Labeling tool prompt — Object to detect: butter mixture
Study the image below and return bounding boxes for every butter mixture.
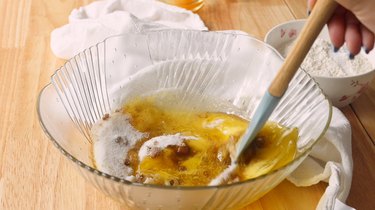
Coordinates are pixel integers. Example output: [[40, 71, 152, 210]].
[[91, 94, 298, 186]]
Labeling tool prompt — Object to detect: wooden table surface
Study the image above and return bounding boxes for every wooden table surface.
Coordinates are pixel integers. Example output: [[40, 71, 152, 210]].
[[0, 0, 374, 209]]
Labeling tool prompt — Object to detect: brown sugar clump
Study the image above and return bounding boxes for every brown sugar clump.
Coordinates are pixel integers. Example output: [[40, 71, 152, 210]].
[[102, 113, 110, 120]]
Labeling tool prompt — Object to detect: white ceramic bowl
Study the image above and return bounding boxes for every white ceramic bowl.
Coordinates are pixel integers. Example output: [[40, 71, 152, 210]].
[[265, 19, 375, 107]]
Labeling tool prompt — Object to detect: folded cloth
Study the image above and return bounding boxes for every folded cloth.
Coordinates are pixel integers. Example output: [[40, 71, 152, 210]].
[[288, 107, 354, 210], [50, 1, 354, 209], [50, 0, 207, 59]]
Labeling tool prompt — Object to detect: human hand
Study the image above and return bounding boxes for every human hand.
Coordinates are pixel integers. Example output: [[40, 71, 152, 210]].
[[308, 0, 375, 58]]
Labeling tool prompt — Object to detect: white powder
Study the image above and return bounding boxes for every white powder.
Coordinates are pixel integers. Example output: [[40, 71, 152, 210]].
[[91, 112, 147, 179], [204, 119, 224, 128], [138, 134, 198, 162], [209, 162, 238, 186], [92, 113, 199, 180], [281, 38, 373, 77]]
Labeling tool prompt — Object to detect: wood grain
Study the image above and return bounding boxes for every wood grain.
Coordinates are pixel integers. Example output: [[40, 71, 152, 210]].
[[198, 0, 295, 39], [283, 0, 308, 19], [340, 107, 375, 210], [0, 0, 374, 210], [351, 82, 375, 145]]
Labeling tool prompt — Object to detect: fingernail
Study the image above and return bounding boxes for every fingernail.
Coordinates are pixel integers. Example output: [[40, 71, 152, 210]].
[[365, 48, 370, 54], [307, 10, 311, 16], [349, 53, 355, 59], [333, 47, 339, 53]]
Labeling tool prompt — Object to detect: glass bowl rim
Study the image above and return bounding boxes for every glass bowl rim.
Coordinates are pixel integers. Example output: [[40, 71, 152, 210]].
[[37, 29, 333, 190]]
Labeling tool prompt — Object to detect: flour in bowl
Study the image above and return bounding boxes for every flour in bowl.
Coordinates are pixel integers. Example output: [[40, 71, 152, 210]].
[[281, 38, 373, 77], [91, 112, 147, 181], [91, 93, 298, 186]]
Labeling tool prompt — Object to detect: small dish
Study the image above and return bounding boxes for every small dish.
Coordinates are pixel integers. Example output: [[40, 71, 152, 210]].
[[265, 19, 375, 107]]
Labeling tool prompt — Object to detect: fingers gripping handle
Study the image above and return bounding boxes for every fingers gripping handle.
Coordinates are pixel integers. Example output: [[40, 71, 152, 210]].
[[268, 0, 338, 97]]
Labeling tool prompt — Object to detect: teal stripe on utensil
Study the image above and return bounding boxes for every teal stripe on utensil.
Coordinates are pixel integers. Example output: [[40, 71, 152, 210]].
[[235, 91, 281, 161]]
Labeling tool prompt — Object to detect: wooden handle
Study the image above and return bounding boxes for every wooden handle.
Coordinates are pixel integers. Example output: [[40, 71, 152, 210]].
[[268, 0, 338, 97]]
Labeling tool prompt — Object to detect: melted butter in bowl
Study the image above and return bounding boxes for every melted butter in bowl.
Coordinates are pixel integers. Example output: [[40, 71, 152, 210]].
[[91, 92, 298, 186]]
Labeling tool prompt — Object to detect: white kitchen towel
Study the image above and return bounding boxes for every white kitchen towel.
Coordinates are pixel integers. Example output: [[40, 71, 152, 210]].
[[287, 107, 354, 210], [50, 1, 354, 209], [50, 0, 207, 59]]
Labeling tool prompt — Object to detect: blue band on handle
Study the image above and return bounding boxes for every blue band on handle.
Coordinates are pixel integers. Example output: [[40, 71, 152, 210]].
[[235, 91, 281, 161]]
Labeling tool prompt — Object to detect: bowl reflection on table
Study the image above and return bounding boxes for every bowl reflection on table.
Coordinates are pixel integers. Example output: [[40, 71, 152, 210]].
[[38, 30, 331, 210], [264, 19, 375, 107]]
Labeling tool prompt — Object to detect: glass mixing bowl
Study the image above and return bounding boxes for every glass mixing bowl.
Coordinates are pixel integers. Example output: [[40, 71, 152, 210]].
[[38, 30, 332, 210]]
